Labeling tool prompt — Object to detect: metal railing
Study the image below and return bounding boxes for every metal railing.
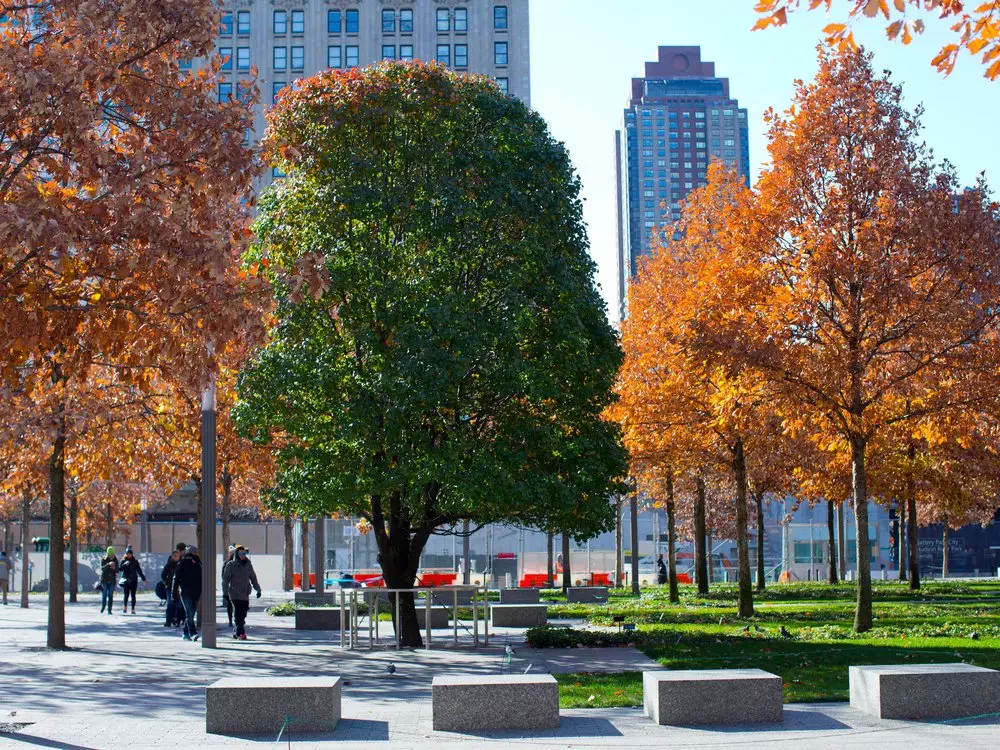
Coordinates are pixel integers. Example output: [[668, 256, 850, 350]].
[[334, 585, 489, 650]]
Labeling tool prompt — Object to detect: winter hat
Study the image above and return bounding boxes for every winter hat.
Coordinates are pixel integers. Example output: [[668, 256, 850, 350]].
[[175, 542, 187, 552], [125, 545, 133, 554], [228, 544, 237, 552], [106, 546, 115, 556]]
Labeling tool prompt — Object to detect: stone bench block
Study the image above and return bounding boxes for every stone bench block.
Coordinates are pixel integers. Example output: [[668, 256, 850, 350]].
[[294, 591, 336, 605], [566, 586, 608, 604], [427, 588, 477, 606], [295, 607, 343, 631], [414, 605, 451, 629], [643, 669, 783, 726], [432, 674, 559, 732], [500, 588, 540, 604], [490, 604, 547, 627], [206, 677, 342, 735], [849, 663, 1000, 720]]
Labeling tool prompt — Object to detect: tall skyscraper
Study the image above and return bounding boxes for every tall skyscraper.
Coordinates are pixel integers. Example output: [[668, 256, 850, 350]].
[[201, 1, 529, 185], [615, 46, 750, 320]]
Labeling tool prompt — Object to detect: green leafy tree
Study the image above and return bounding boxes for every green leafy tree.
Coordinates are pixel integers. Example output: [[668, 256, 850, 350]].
[[235, 63, 626, 646]]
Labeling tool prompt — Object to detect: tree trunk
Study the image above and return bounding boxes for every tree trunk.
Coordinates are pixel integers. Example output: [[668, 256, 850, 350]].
[[665, 473, 679, 604], [838, 503, 847, 580], [850, 432, 873, 632], [629, 493, 640, 596], [462, 519, 470, 584], [907, 496, 920, 590], [898, 504, 907, 580], [48, 404, 67, 649], [301, 518, 310, 590], [706, 527, 714, 585], [546, 530, 554, 588], [561, 532, 572, 592], [731, 436, 754, 617], [282, 515, 294, 591], [754, 491, 766, 592], [220, 468, 232, 560], [614, 499, 623, 588], [693, 475, 708, 595], [941, 522, 949, 578], [21, 493, 30, 608], [104, 503, 113, 548], [827, 500, 838, 584], [69, 485, 78, 603]]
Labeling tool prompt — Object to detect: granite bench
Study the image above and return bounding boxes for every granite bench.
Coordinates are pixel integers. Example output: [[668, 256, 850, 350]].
[[490, 603, 547, 627], [428, 588, 476, 606], [432, 674, 559, 731], [643, 669, 783, 726], [566, 586, 608, 604], [500, 587, 540, 604], [295, 607, 343, 631], [849, 663, 1000, 720], [206, 677, 342, 734], [414, 604, 451, 629], [294, 591, 336, 605]]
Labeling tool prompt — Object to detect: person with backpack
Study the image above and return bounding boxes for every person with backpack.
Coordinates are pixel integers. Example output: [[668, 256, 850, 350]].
[[160, 543, 185, 627], [118, 546, 146, 614], [99, 547, 119, 614], [222, 545, 261, 640], [171, 545, 202, 641], [221, 544, 237, 630]]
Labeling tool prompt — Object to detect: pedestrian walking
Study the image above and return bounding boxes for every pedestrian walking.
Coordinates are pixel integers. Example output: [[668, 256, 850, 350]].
[[172, 545, 202, 641], [221, 544, 236, 630], [160, 543, 185, 628], [0, 550, 13, 605], [656, 554, 668, 586], [100, 547, 119, 614], [118, 546, 146, 614], [222, 545, 261, 640]]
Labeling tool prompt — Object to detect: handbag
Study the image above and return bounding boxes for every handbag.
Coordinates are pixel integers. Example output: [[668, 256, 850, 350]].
[[119, 576, 128, 588], [93, 581, 102, 592]]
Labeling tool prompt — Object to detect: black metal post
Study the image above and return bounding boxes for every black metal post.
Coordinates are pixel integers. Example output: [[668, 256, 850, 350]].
[[314, 518, 325, 594], [630, 494, 640, 595], [201, 384, 217, 648]]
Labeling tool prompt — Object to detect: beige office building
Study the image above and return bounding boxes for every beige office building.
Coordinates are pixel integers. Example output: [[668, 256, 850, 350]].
[[207, 0, 529, 158]]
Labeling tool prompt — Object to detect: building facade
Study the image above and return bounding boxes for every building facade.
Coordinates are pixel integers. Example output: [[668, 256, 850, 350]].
[[615, 46, 750, 319]]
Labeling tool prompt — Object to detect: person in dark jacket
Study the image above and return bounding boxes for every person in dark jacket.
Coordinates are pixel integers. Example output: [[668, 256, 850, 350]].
[[172, 546, 202, 641], [656, 554, 668, 585], [160, 543, 185, 627], [222, 545, 261, 640], [118, 546, 146, 614], [221, 544, 237, 630], [99, 547, 119, 615]]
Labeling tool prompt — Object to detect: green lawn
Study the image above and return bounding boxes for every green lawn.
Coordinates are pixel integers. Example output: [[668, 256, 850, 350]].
[[539, 581, 1000, 707]]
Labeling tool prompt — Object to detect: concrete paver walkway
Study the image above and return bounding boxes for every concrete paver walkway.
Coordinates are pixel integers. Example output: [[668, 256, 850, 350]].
[[1, 593, 997, 749]]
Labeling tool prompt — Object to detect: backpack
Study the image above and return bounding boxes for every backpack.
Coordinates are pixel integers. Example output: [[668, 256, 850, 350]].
[[155, 580, 167, 601]]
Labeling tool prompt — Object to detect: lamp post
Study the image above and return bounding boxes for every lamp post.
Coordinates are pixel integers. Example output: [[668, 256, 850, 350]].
[[200, 382, 217, 648], [314, 517, 325, 594]]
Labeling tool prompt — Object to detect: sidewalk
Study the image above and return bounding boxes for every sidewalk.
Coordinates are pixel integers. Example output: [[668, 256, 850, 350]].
[[1, 593, 998, 749]]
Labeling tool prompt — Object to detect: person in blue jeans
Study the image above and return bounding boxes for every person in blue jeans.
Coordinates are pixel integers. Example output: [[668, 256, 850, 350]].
[[171, 545, 202, 641], [99, 547, 119, 615]]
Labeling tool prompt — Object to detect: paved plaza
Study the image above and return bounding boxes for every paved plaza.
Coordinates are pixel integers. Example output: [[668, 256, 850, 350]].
[[1, 593, 997, 749]]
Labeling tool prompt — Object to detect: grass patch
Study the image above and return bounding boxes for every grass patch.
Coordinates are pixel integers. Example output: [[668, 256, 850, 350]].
[[555, 672, 643, 708]]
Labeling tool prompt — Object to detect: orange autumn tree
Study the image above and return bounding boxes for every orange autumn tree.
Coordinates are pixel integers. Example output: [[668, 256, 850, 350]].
[[0, 1, 259, 647], [754, 0, 1000, 79], [690, 47, 1000, 632]]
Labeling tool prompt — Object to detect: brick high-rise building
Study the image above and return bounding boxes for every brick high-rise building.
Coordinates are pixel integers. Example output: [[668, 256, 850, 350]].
[[615, 46, 749, 320], [199, 1, 529, 185]]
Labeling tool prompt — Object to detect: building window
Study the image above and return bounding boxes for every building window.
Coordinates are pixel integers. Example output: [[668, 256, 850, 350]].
[[236, 80, 252, 102], [382, 44, 395, 60], [291, 9, 304, 34], [454, 43, 468, 67], [273, 46, 287, 69], [454, 8, 468, 33], [400, 44, 414, 61], [436, 8, 449, 32], [346, 9, 359, 34], [272, 166, 284, 179], [496, 76, 508, 94], [327, 10, 341, 33], [220, 12, 233, 35], [179, 58, 192, 70], [218, 82, 232, 103], [273, 10, 287, 34], [400, 8, 413, 33], [237, 10, 250, 35], [236, 47, 250, 70], [494, 5, 508, 30], [219, 46, 233, 70], [291, 45, 304, 69], [494, 41, 507, 66], [346, 45, 359, 67], [436, 44, 450, 66], [382, 9, 395, 33], [328, 46, 341, 69]]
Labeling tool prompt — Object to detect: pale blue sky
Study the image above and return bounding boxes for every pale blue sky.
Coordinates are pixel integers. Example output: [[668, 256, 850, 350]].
[[529, 0, 1000, 323]]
